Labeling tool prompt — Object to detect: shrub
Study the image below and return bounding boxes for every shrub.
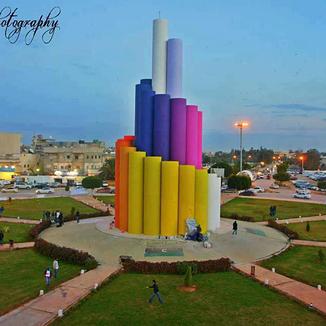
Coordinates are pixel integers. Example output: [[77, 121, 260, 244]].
[[267, 219, 298, 239], [70, 207, 76, 218], [29, 220, 51, 239], [228, 175, 251, 190], [229, 214, 254, 222], [273, 172, 290, 182], [82, 176, 103, 189], [65, 185, 70, 191], [318, 249, 325, 263], [176, 262, 198, 275], [317, 181, 326, 190], [306, 222, 310, 232], [34, 238, 98, 270], [184, 266, 192, 287], [64, 210, 109, 222]]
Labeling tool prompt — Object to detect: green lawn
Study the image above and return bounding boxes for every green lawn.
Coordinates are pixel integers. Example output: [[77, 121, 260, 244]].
[[261, 246, 326, 289], [54, 272, 325, 326], [0, 222, 33, 243], [94, 195, 115, 205], [287, 221, 326, 241], [221, 197, 326, 222], [0, 249, 81, 315], [0, 197, 99, 220]]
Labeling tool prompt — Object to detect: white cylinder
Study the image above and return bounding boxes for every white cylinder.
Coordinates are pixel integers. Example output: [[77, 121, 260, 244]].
[[318, 284, 322, 290], [58, 309, 63, 317], [39, 290, 44, 296], [208, 174, 220, 232], [152, 19, 168, 94]]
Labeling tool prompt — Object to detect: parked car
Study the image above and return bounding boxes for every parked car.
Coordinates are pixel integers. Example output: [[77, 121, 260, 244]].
[[252, 186, 265, 193], [35, 187, 54, 194], [96, 187, 115, 194], [307, 185, 319, 191], [1, 187, 18, 193], [293, 193, 311, 199], [34, 183, 50, 189], [239, 190, 256, 196], [270, 183, 279, 189], [14, 182, 32, 189], [296, 188, 311, 194]]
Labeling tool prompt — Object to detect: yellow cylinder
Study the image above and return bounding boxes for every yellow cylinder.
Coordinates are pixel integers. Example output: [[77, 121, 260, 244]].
[[178, 165, 195, 235], [195, 169, 208, 233], [161, 161, 179, 236], [128, 151, 146, 234], [143, 156, 162, 235]]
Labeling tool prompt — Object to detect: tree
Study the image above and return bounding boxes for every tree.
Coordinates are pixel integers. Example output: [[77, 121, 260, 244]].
[[82, 176, 103, 189], [184, 265, 193, 287], [98, 159, 115, 180], [228, 175, 251, 190], [209, 161, 233, 177], [306, 222, 310, 232], [318, 249, 325, 263], [318, 181, 326, 190], [277, 162, 289, 174], [274, 162, 290, 182], [305, 149, 321, 170]]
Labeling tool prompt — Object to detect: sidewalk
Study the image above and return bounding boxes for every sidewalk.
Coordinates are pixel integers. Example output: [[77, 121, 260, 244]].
[[0, 242, 34, 251], [72, 196, 109, 213], [0, 265, 120, 326], [0, 217, 40, 225], [256, 215, 326, 226], [234, 263, 326, 316], [292, 239, 326, 247]]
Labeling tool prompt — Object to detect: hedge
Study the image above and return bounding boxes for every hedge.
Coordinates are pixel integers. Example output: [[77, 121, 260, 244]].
[[64, 210, 109, 222], [228, 213, 254, 222], [122, 258, 231, 274], [267, 219, 298, 240], [29, 220, 51, 239], [34, 238, 98, 270]]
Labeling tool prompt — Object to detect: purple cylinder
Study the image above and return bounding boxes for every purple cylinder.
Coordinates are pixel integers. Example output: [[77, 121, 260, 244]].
[[197, 111, 203, 168], [166, 39, 183, 98], [186, 105, 198, 166], [170, 98, 187, 164], [153, 94, 171, 160]]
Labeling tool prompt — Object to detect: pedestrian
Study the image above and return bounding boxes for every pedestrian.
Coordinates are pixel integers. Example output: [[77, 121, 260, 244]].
[[76, 210, 80, 223], [147, 280, 164, 304], [232, 220, 238, 235], [0, 206, 4, 216], [0, 229, 4, 245], [44, 267, 52, 286], [53, 259, 59, 278]]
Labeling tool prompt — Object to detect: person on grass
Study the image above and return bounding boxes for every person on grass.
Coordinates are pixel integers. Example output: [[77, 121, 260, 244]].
[[44, 267, 52, 286], [0, 229, 3, 245], [53, 259, 59, 278], [147, 280, 164, 304]]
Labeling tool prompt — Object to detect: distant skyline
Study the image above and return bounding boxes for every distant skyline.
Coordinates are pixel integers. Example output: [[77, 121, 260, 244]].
[[2, 0, 326, 151]]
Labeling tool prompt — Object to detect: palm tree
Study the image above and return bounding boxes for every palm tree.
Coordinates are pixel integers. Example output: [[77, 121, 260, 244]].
[[99, 159, 115, 180]]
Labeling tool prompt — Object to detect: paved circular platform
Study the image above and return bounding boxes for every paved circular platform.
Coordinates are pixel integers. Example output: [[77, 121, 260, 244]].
[[40, 217, 289, 268]]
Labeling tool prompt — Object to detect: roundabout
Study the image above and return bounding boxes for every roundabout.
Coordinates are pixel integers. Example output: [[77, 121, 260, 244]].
[[40, 217, 289, 268]]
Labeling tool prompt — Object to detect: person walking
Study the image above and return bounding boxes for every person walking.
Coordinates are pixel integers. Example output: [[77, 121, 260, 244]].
[[76, 211, 80, 223], [53, 259, 59, 278], [232, 220, 238, 235], [147, 280, 164, 304], [0, 229, 4, 245], [44, 267, 52, 287]]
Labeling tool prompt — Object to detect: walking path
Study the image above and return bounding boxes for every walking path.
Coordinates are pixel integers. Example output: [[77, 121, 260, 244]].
[[72, 195, 109, 213], [0, 217, 40, 224], [256, 215, 326, 226], [234, 263, 326, 316], [292, 239, 326, 247], [0, 242, 34, 251], [0, 265, 120, 326]]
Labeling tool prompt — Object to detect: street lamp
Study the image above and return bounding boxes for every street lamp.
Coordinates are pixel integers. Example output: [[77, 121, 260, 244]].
[[299, 156, 304, 173], [234, 121, 249, 172]]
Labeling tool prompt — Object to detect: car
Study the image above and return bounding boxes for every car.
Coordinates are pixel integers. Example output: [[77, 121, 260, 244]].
[[14, 182, 32, 189], [307, 185, 319, 191], [1, 187, 18, 193], [296, 188, 311, 194], [270, 183, 279, 189], [239, 190, 256, 196], [96, 187, 115, 194], [293, 193, 311, 199], [35, 187, 54, 194], [252, 186, 265, 193]]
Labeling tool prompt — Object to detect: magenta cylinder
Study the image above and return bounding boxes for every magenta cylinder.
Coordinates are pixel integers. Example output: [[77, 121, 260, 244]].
[[170, 98, 187, 164], [186, 105, 198, 166], [197, 111, 203, 168]]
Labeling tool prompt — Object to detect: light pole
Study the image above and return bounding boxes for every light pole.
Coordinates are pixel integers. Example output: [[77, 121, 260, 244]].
[[234, 121, 249, 172], [299, 156, 304, 174]]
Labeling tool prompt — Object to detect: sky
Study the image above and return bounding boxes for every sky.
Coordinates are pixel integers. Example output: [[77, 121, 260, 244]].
[[1, 0, 326, 151]]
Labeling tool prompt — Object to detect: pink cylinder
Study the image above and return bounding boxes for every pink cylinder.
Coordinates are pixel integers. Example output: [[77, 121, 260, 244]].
[[186, 105, 198, 166], [197, 111, 203, 168]]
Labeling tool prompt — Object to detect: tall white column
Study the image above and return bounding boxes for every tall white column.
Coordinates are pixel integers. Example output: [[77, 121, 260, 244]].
[[216, 177, 221, 229], [208, 173, 220, 232], [152, 19, 168, 94]]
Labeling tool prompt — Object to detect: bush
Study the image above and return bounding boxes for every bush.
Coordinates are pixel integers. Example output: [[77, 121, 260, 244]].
[[34, 238, 98, 270], [65, 185, 70, 192], [273, 172, 290, 182], [82, 176, 103, 189], [229, 213, 254, 222], [267, 219, 298, 239], [29, 220, 51, 239], [227, 175, 251, 190], [317, 181, 326, 190], [122, 258, 231, 274], [176, 262, 198, 275], [70, 207, 76, 218], [184, 266, 192, 287], [64, 210, 109, 222], [306, 222, 310, 232], [318, 249, 325, 263]]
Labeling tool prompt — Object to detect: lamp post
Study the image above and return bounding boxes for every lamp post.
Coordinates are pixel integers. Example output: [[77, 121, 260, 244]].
[[299, 156, 304, 174], [234, 121, 249, 172]]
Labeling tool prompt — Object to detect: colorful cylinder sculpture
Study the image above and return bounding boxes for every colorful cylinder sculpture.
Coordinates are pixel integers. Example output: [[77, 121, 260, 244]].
[[166, 38, 183, 98], [128, 151, 146, 234], [197, 111, 203, 169], [195, 169, 208, 233], [178, 165, 195, 235], [170, 98, 187, 164], [208, 173, 219, 232], [115, 137, 134, 228], [119, 146, 136, 231], [152, 19, 168, 94], [161, 161, 179, 236], [186, 105, 198, 166], [143, 156, 162, 235], [216, 176, 221, 229], [153, 94, 170, 160]]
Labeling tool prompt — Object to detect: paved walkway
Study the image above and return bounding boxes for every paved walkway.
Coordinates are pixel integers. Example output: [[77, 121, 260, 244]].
[[256, 215, 326, 226], [234, 263, 326, 316], [72, 195, 109, 213], [0, 265, 119, 326], [292, 240, 326, 247], [0, 242, 34, 251], [0, 217, 40, 224]]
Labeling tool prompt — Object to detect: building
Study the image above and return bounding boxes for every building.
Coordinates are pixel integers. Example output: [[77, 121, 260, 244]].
[[31, 135, 110, 176]]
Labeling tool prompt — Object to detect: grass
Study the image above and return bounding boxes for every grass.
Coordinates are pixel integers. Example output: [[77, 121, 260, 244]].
[[53, 272, 325, 326], [261, 246, 326, 289], [0, 249, 81, 315], [0, 222, 33, 243], [287, 221, 326, 241], [94, 195, 115, 205], [221, 197, 326, 222], [0, 197, 99, 220]]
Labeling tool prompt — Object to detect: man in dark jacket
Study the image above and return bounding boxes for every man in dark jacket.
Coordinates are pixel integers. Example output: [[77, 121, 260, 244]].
[[147, 280, 164, 304], [232, 220, 238, 235], [0, 229, 4, 245]]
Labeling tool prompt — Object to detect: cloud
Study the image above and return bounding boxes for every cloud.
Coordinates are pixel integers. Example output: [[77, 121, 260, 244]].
[[248, 103, 326, 113]]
